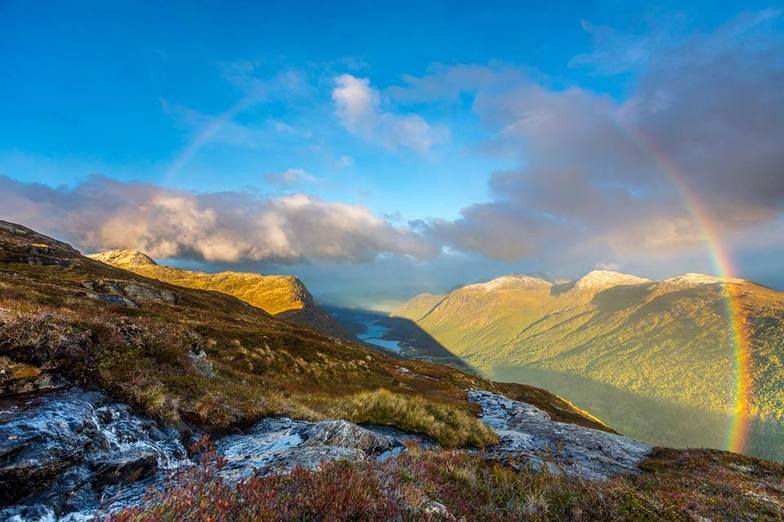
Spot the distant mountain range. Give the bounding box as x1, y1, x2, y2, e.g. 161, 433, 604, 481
89, 249, 352, 340
392, 270, 784, 460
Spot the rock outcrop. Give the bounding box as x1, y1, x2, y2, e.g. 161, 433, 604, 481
216, 418, 409, 483
469, 390, 652, 480
0, 388, 427, 520
0, 388, 187, 519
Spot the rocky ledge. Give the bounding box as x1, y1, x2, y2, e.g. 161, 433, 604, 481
469, 390, 652, 480
0, 388, 427, 521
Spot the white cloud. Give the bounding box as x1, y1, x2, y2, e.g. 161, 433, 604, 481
332, 74, 448, 153
0, 175, 438, 263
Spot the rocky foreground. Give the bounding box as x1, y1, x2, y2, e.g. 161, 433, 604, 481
1, 386, 654, 520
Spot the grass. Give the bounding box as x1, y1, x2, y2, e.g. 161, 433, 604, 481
313, 388, 498, 447
113, 442, 784, 521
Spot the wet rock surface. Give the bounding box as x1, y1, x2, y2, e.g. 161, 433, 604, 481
0, 386, 653, 520
0, 389, 426, 520
469, 390, 652, 480
216, 417, 409, 483
0, 388, 188, 521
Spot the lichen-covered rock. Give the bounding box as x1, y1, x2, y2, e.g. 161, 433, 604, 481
216, 417, 410, 483
123, 284, 176, 305
0, 388, 187, 517
469, 390, 652, 480
84, 290, 139, 308
420, 500, 455, 520
300, 420, 397, 454
188, 348, 214, 378
82, 279, 178, 307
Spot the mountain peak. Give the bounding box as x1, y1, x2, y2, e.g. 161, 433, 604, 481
662, 273, 745, 287
89, 249, 158, 268
574, 270, 651, 289
464, 274, 552, 292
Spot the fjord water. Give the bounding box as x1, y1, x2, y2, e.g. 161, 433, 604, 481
355, 317, 402, 353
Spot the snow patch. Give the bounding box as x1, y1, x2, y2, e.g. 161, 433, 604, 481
662, 273, 745, 287
574, 270, 650, 290
463, 274, 551, 292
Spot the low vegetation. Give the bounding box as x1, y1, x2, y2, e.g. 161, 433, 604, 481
315, 388, 498, 447
115, 441, 784, 521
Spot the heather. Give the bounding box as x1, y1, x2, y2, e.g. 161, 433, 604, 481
115, 443, 784, 521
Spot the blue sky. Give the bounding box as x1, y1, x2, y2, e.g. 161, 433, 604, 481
2, 1, 783, 307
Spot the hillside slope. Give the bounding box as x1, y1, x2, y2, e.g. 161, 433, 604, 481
389, 292, 445, 322
0, 220, 610, 447
398, 270, 784, 459
88, 249, 352, 340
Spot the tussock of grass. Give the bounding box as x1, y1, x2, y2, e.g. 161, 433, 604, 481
317, 388, 498, 448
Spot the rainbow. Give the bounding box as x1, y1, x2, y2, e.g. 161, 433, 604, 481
622, 125, 752, 454
164, 93, 261, 182
165, 93, 755, 454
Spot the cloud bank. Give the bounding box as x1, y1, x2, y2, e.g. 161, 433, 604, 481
0, 175, 437, 263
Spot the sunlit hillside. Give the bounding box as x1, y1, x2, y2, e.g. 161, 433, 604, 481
389, 292, 445, 322
396, 271, 784, 460
89, 249, 352, 339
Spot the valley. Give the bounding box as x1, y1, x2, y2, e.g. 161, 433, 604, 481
4, 2, 784, 518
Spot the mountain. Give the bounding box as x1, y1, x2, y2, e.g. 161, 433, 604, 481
2, 221, 784, 521
88, 249, 352, 340
395, 270, 784, 460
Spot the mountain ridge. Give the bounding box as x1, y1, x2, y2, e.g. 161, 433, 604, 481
88, 248, 352, 340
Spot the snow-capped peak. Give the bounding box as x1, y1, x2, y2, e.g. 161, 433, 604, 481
88, 249, 158, 267
661, 273, 744, 287
574, 270, 651, 290
463, 274, 551, 292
